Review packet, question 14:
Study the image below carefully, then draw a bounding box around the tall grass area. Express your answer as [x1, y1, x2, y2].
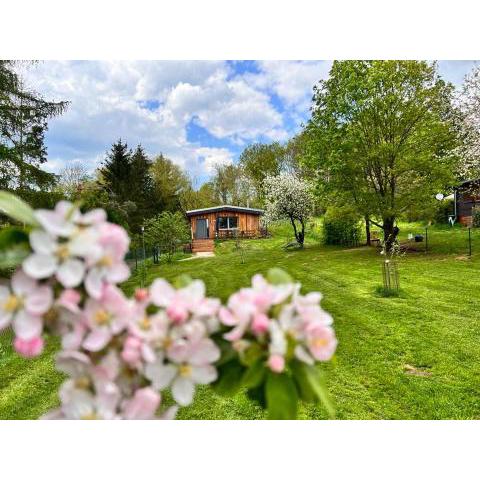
[1, 219, 480, 419]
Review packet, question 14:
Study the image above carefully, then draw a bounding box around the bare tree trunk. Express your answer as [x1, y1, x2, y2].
[365, 215, 371, 246]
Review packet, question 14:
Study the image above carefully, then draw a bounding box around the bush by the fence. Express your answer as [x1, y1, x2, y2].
[473, 206, 480, 228]
[322, 206, 362, 246]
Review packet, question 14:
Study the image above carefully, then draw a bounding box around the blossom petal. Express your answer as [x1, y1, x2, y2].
[171, 376, 195, 406]
[122, 388, 160, 420]
[149, 279, 175, 307]
[30, 230, 57, 255]
[105, 262, 130, 283]
[85, 268, 104, 299]
[11, 269, 37, 295]
[57, 259, 85, 288]
[294, 345, 314, 365]
[83, 328, 111, 352]
[190, 365, 217, 385]
[13, 310, 42, 340]
[0, 310, 12, 330]
[189, 339, 220, 365]
[24, 285, 53, 315]
[145, 362, 177, 390]
[22, 253, 58, 279]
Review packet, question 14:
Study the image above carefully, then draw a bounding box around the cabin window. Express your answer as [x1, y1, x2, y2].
[218, 216, 238, 229]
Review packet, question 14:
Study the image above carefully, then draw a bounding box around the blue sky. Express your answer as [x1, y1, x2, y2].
[21, 60, 478, 185]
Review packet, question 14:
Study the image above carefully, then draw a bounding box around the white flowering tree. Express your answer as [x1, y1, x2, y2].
[455, 65, 480, 179]
[263, 173, 314, 248]
[0, 190, 336, 420]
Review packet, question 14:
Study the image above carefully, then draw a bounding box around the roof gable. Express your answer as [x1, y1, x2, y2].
[186, 205, 264, 216]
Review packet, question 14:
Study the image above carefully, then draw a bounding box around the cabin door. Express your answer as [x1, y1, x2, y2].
[195, 218, 208, 239]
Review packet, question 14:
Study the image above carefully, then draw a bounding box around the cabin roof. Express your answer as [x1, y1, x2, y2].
[185, 205, 264, 217]
[457, 178, 480, 188]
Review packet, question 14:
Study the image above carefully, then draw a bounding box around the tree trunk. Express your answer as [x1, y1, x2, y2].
[365, 215, 371, 246]
[289, 216, 304, 248]
[383, 217, 399, 252]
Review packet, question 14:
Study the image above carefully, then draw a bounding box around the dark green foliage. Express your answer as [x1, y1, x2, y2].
[265, 372, 298, 419]
[143, 211, 190, 260]
[0, 61, 68, 190]
[472, 206, 480, 228]
[98, 140, 155, 233]
[323, 206, 362, 246]
[303, 60, 460, 251]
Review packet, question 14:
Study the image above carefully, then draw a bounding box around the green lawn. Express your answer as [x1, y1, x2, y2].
[1, 220, 480, 419]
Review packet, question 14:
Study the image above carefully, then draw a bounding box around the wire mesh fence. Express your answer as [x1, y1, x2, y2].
[398, 226, 480, 257]
[125, 242, 190, 271]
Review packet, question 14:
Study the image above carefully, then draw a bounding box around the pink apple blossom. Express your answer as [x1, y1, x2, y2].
[0, 269, 53, 341]
[14, 336, 44, 357]
[82, 284, 131, 352]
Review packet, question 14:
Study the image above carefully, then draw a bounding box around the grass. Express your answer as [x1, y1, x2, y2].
[1, 219, 480, 419]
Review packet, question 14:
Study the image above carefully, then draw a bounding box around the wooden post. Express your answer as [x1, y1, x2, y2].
[468, 227, 472, 257]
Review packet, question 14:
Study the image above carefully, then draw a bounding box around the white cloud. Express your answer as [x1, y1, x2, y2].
[245, 60, 331, 112]
[17, 60, 325, 179]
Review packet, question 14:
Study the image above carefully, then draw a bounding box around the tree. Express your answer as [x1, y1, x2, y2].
[303, 61, 459, 250]
[212, 163, 241, 204]
[58, 162, 90, 199]
[150, 154, 190, 212]
[239, 142, 284, 193]
[0, 61, 68, 190]
[263, 173, 314, 247]
[454, 65, 480, 180]
[179, 181, 217, 211]
[129, 145, 155, 232]
[143, 211, 190, 260]
[98, 139, 132, 203]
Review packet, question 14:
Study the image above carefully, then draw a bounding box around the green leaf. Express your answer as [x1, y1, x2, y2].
[213, 335, 237, 366]
[212, 360, 245, 396]
[290, 360, 316, 403]
[246, 385, 266, 409]
[0, 227, 30, 269]
[173, 274, 193, 289]
[0, 191, 39, 226]
[266, 267, 293, 285]
[241, 360, 266, 389]
[303, 364, 335, 418]
[0, 246, 30, 269]
[265, 372, 298, 420]
[239, 342, 263, 367]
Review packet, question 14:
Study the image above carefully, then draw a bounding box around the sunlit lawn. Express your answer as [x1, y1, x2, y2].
[1, 220, 480, 419]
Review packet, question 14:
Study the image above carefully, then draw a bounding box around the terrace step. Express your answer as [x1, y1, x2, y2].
[192, 239, 215, 253]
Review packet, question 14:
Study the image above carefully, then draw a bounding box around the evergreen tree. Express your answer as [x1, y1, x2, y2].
[129, 144, 155, 232]
[0, 60, 68, 190]
[99, 139, 132, 203]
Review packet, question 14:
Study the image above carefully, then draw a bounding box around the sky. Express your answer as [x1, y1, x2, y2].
[20, 60, 478, 186]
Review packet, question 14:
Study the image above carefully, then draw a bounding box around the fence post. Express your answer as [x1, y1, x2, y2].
[469, 227, 472, 257]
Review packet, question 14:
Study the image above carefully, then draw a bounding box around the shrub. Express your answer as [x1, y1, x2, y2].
[322, 206, 362, 246]
[473, 206, 480, 228]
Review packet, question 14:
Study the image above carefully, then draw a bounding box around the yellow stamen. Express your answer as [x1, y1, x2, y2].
[3, 294, 20, 312]
[139, 316, 151, 331]
[162, 337, 173, 349]
[312, 338, 328, 348]
[74, 376, 91, 389]
[94, 309, 110, 326]
[179, 364, 192, 377]
[56, 244, 70, 260]
[99, 255, 113, 267]
[80, 412, 99, 420]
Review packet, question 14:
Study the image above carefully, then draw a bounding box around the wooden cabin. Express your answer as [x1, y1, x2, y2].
[454, 178, 480, 226]
[186, 205, 264, 253]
